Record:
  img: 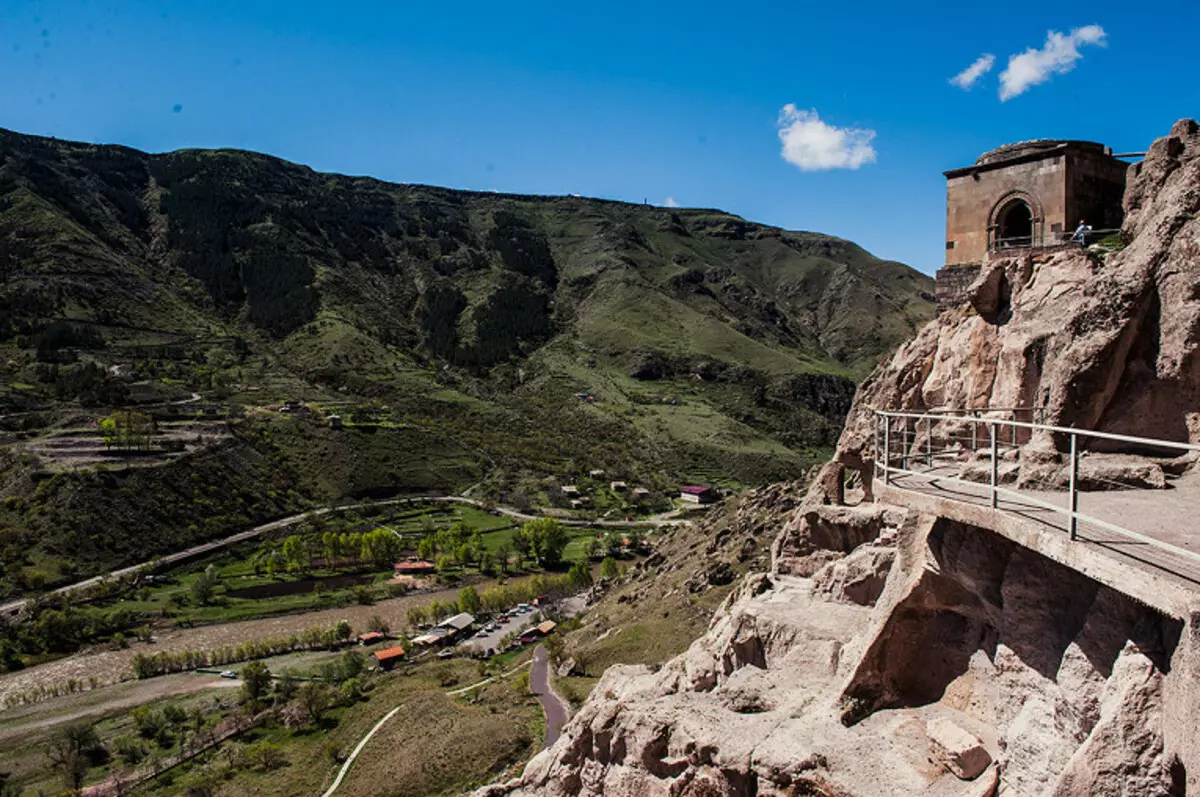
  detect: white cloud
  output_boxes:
[949,53,995,89]
[776,105,876,172]
[999,25,1106,101]
[663,196,680,208]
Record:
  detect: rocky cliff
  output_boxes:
[481,119,1200,796]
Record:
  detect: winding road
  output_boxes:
[530,644,568,748]
[1,496,685,617]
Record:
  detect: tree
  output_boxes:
[249,740,287,771]
[458,585,481,615]
[406,604,429,629]
[339,650,366,681]
[190,565,218,605]
[600,556,620,580]
[367,614,390,634]
[240,661,272,707]
[99,410,157,451]
[163,704,189,744]
[568,560,593,590]
[517,519,570,568]
[322,532,339,567]
[417,535,436,562]
[360,529,401,568]
[113,735,145,767]
[333,620,352,642]
[281,535,308,573]
[584,538,602,560]
[298,682,331,726]
[264,549,283,578]
[494,541,511,574]
[47,723,104,791]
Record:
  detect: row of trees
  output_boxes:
[99,410,158,451]
[260,527,401,575]
[130,620,354,679]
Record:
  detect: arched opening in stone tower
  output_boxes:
[996,199,1033,247]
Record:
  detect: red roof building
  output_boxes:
[679,486,718,504]
[373,646,407,670]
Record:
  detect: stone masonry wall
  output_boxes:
[934,263,981,313]
[946,156,1066,265]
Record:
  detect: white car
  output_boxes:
[219,670,238,679]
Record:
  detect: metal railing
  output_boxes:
[988,228,1122,253]
[873,409,1200,573]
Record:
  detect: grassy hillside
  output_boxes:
[0,127,933,598]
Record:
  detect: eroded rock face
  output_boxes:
[835,118,1200,490]
[491,507,1188,796]
[480,120,1200,797]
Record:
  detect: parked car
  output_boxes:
[437,649,455,659]
[219,670,238,679]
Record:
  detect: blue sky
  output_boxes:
[1,1,1196,273]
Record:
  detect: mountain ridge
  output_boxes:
[0,125,933,596]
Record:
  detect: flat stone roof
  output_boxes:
[945,139,1114,178]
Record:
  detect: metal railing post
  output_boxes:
[902,419,909,470]
[989,422,998,509]
[971,412,977,451]
[925,416,933,467]
[872,413,878,481]
[883,416,891,485]
[1069,432,1079,540]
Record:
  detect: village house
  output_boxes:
[520,620,557,645]
[357,631,386,645]
[561,485,580,497]
[372,646,406,670]
[610,481,628,491]
[412,612,476,647]
[679,485,718,505]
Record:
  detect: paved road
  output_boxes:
[530,644,568,748]
[1,496,685,617]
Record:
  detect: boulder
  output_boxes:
[927,717,992,780]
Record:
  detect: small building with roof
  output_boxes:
[520,620,558,645]
[439,613,475,633]
[372,646,407,670]
[679,485,718,505]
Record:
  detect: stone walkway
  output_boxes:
[885,462,1200,588]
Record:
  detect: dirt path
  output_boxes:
[0,574,592,705]
[0,587,465,704]
[0,673,237,743]
[530,645,568,748]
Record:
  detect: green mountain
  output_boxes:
[0,127,933,595]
